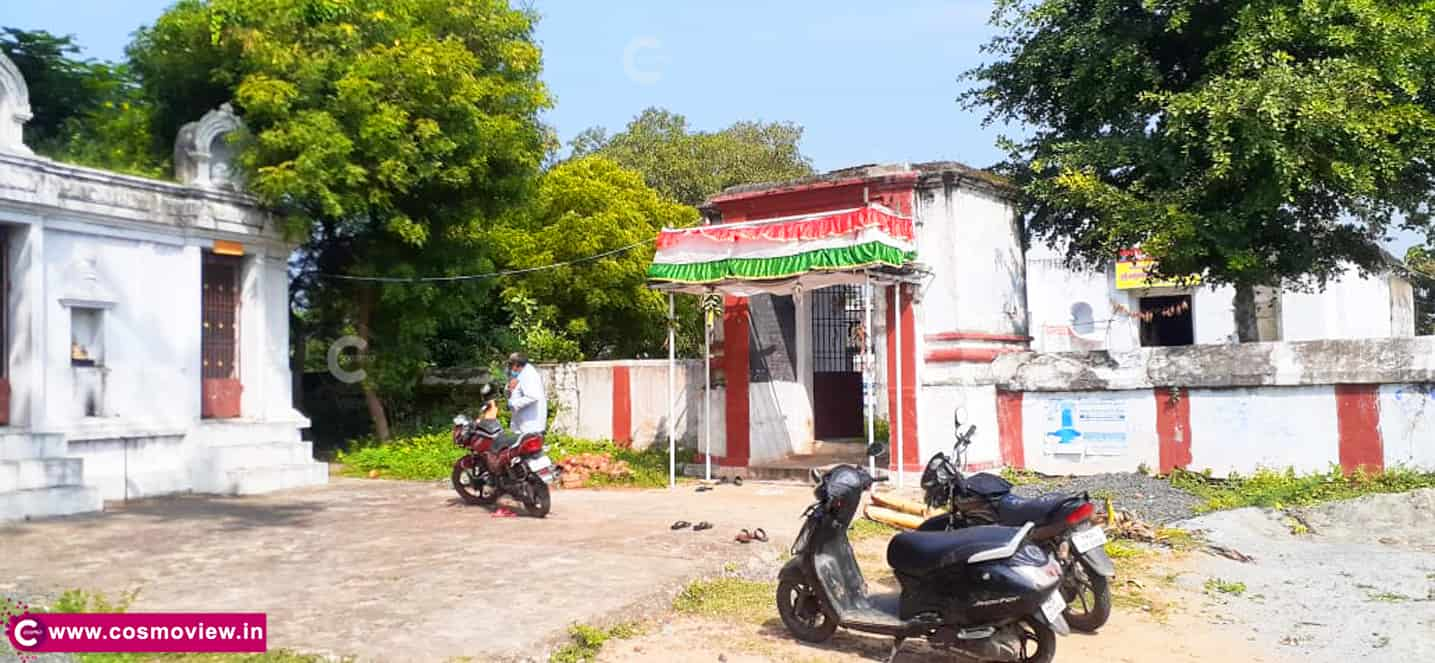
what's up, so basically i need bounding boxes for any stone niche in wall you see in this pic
[174,103,245,190]
[61,253,117,419]
[0,53,34,155]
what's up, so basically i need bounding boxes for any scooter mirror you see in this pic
[480,383,493,397]
[954,406,967,428]
[809,467,822,485]
[866,441,889,458]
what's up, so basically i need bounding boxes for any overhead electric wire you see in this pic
[318,237,655,283]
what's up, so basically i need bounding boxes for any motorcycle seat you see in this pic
[476,419,503,436]
[994,493,1074,527]
[886,525,1025,576]
[494,431,540,452]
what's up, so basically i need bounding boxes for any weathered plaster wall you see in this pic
[990,338,1435,476]
[1380,384,1435,469]
[1187,386,1340,475]
[914,176,1026,339]
[541,360,723,453]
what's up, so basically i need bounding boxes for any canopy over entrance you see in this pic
[647,204,917,295]
[644,204,924,490]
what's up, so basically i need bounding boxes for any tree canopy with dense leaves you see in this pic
[571,107,814,206]
[0,28,162,177]
[122,0,553,438]
[964,0,1435,337]
[487,156,699,359]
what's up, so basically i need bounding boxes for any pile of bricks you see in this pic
[556,453,633,488]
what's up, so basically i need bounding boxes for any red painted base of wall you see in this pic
[1335,384,1384,474]
[723,296,752,467]
[201,379,243,419]
[0,378,9,426]
[1156,388,1193,474]
[996,391,1025,469]
[611,366,632,447]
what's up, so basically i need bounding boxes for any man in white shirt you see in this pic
[506,352,547,435]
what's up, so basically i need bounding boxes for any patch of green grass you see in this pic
[1170,465,1435,512]
[672,578,777,625]
[337,430,693,488]
[999,467,1049,487]
[849,518,898,542]
[1153,527,1203,551]
[1103,539,1149,560]
[1203,578,1247,597]
[549,622,643,663]
[1367,591,1410,603]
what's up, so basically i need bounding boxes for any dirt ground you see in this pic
[8,477,1406,662]
[597,533,1284,663]
[0,477,814,662]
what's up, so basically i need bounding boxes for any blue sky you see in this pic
[2,0,1007,170]
[0,0,1424,252]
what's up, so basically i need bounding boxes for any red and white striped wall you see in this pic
[994,384,1435,476]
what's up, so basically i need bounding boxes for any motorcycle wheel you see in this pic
[523,478,552,518]
[1060,560,1112,632]
[451,462,499,506]
[775,577,837,643]
[1015,617,1057,663]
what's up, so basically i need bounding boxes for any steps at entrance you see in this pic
[0,485,103,521]
[812,439,870,457]
[0,433,67,460]
[0,433,103,522]
[190,425,328,496]
[0,458,84,492]
[221,463,329,496]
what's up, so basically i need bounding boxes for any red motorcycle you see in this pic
[450,386,557,517]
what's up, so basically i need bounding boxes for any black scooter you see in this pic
[777,444,1068,663]
[918,409,1116,632]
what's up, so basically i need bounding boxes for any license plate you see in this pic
[1040,590,1066,622]
[528,456,553,474]
[1071,526,1107,554]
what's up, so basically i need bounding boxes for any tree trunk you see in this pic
[1232,283,1260,343]
[356,288,391,441]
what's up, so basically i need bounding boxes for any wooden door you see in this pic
[201,253,243,418]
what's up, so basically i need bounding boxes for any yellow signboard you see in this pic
[1115,251,1198,290]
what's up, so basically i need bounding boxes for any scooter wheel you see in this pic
[776,577,837,643]
[1061,564,1111,632]
[1016,617,1056,663]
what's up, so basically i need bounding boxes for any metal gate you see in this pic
[811,285,864,439]
[201,253,242,418]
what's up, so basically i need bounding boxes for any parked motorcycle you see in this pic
[916,409,1115,632]
[777,443,1069,663]
[450,384,558,517]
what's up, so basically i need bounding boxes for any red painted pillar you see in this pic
[1335,384,1384,474]
[1155,387,1193,474]
[611,365,632,447]
[885,285,919,471]
[996,390,1025,469]
[722,296,751,467]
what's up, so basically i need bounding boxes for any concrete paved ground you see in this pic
[0,477,813,662]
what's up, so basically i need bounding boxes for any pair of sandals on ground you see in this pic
[694,476,743,492]
[670,519,768,543]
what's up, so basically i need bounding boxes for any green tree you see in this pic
[128,0,552,438]
[0,28,163,176]
[965,0,1435,340]
[571,107,814,206]
[487,156,700,359]
[1409,246,1435,335]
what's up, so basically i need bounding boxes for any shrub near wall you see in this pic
[337,429,694,488]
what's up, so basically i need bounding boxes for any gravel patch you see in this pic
[1011,472,1203,524]
[1174,490,1435,663]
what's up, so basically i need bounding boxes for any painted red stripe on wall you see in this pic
[1155,387,1193,474]
[1335,384,1384,474]
[611,366,632,447]
[996,390,1025,469]
[722,296,751,467]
